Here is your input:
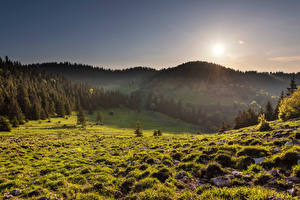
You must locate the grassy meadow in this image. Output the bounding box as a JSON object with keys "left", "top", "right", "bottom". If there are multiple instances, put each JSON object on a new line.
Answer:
{"left": 0, "top": 109, "right": 300, "bottom": 199}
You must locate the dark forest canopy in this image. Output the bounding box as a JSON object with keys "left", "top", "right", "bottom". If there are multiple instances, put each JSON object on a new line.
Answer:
{"left": 1, "top": 57, "right": 299, "bottom": 132}
{"left": 26, "top": 61, "right": 299, "bottom": 96}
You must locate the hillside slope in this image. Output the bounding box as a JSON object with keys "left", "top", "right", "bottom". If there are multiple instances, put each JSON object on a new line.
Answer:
{"left": 0, "top": 116, "right": 299, "bottom": 199}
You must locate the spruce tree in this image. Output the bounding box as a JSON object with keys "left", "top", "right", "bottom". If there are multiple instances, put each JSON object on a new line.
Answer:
{"left": 11, "top": 116, "right": 19, "bottom": 127}
{"left": 134, "top": 122, "right": 143, "bottom": 137}
{"left": 32, "top": 103, "right": 41, "bottom": 120}
{"left": 265, "top": 101, "right": 274, "bottom": 121}
{"left": 0, "top": 117, "right": 11, "bottom": 131}
{"left": 56, "top": 101, "right": 65, "bottom": 117}
{"left": 219, "top": 121, "right": 230, "bottom": 133}
{"left": 77, "top": 108, "right": 86, "bottom": 128}
{"left": 9, "top": 100, "right": 24, "bottom": 124}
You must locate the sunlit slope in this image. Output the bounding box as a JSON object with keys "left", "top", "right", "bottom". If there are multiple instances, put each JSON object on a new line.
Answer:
{"left": 0, "top": 115, "right": 299, "bottom": 199}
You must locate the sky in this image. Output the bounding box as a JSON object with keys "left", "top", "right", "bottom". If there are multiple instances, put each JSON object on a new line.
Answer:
{"left": 0, "top": 0, "right": 300, "bottom": 72}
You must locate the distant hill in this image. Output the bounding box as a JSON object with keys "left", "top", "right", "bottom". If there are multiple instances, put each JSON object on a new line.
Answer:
{"left": 26, "top": 61, "right": 300, "bottom": 132}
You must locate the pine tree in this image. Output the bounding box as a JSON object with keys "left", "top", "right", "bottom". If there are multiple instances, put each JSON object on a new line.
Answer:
{"left": 32, "top": 103, "right": 41, "bottom": 120}
{"left": 0, "top": 117, "right": 11, "bottom": 131}
{"left": 265, "top": 101, "right": 274, "bottom": 121}
{"left": 219, "top": 121, "right": 230, "bottom": 133}
{"left": 56, "top": 101, "right": 65, "bottom": 117}
{"left": 77, "top": 108, "right": 86, "bottom": 128}
{"left": 134, "top": 122, "right": 143, "bottom": 137}
{"left": 9, "top": 100, "right": 24, "bottom": 124}
{"left": 11, "top": 116, "right": 19, "bottom": 127}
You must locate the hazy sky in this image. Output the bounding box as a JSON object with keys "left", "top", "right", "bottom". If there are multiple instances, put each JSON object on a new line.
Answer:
{"left": 1, "top": 0, "right": 300, "bottom": 72}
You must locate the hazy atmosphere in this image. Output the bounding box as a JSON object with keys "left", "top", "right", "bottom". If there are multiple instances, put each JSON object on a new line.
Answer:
{"left": 1, "top": 0, "right": 300, "bottom": 72}
{"left": 1, "top": 1, "right": 300, "bottom": 199}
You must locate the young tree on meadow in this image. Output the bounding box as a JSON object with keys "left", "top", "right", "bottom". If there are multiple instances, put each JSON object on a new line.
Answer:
{"left": 265, "top": 101, "right": 274, "bottom": 121}
{"left": 134, "top": 122, "right": 143, "bottom": 137}
{"left": 0, "top": 117, "right": 11, "bottom": 131}
{"left": 77, "top": 108, "right": 86, "bottom": 128}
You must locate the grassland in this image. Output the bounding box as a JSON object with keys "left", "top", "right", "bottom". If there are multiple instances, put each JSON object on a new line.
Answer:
{"left": 0, "top": 109, "right": 300, "bottom": 199}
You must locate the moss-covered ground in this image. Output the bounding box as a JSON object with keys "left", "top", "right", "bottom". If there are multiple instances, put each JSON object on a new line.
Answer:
{"left": 0, "top": 110, "right": 300, "bottom": 199}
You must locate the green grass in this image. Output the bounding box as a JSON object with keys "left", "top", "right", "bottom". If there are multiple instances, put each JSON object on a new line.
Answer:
{"left": 0, "top": 111, "right": 299, "bottom": 199}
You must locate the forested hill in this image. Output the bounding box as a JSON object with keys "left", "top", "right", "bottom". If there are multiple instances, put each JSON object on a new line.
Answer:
{"left": 28, "top": 61, "right": 299, "bottom": 97}
{"left": 24, "top": 60, "right": 299, "bottom": 132}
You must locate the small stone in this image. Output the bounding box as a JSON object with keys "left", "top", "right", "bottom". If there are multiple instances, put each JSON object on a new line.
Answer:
{"left": 211, "top": 176, "right": 231, "bottom": 187}
{"left": 253, "top": 157, "right": 265, "bottom": 164}
{"left": 287, "top": 187, "right": 297, "bottom": 196}
{"left": 285, "top": 141, "right": 293, "bottom": 146}
{"left": 285, "top": 176, "right": 300, "bottom": 184}
{"left": 153, "top": 160, "right": 161, "bottom": 165}
{"left": 3, "top": 192, "right": 13, "bottom": 199}
{"left": 173, "top": 160, "right": 180, "bottom": 165}
{"left": 232, "top": 170, "right": 242, "bottom": 178}
{"left": 268, "top": 169, "right": 280, "bottom": 177}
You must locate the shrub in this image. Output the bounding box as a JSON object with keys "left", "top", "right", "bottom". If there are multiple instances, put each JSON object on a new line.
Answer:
{"left": 236, "top": 156, "right": 255, "bottom": 170}
{"left": 257, "top": 114, "right": 272, "bottom": 131}
{"left": 134, "top": 122, "right": 143, "bottom": 137}
{"left": 0, "top": 116, "right": 11, "bottom": 131}
{"left": 279, "top": 88, "right": 300, "bottom": 120}
{"left": 153, "top": 129, "right": 162, "bottom": 136}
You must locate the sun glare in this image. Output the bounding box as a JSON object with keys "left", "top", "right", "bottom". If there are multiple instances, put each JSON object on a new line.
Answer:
{"left": 213, "top": 44, "right": 224, "bottom": 56}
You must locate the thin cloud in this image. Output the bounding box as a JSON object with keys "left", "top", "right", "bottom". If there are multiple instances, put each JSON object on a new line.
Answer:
{"left": 269, "top": 56, "right": 300, "bottom": 62}
{"left": 238, "top": 40, "right": 245, "bottom": 45}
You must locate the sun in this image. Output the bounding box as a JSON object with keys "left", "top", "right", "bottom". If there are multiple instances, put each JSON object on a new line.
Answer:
{"left": 213, "top": 44, "right": 224, "bottom": 56}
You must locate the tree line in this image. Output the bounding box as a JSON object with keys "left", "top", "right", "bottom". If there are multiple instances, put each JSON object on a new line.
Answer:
{"left": 0, "top": 57, "right": 142, "bottom": 130}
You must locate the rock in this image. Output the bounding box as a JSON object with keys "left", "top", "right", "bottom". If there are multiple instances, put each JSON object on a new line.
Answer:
{"left": 292, "top": 139, "right": 300, "bottom": 145}
{"left": 176, "top": 171, "right": 188, "bottom": 180}
{"left": 11, "top": 189, "right": 22, "bottom": 196}
{"left": 211, "top": 176, "right": 231, "bottom": 187}
{"left": 268, "top": 169, "right": 280, "bottom": 177}
{"left": 287, "top": 187, "right": 297, "bottom": 196}
{"left": 3, "top": 192, "right": 13, "bottom": 199}
{"left": 232, "top": 170, "right": 242, "bottom": 178}
{"left": 153, "top": 160, "right": 161, "bottom": 165}
{"left": 285, "top": 141, "right": 293, "bottom": 146}
{"left": 173, "top": 160, "right": 180, "bottom": 165}
{"left": 285, "top": 176, "right": 300, "bottom": 184}
{"left": 253, "top": 157, "right": 265, "bottom": 164}
{"left": 273, "top": 147, "right": 282, "bottom": 153}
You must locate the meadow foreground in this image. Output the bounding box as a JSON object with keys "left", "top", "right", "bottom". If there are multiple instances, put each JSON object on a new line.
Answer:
{"left": 0, "top": 113, "right": 299, "bottom": 199}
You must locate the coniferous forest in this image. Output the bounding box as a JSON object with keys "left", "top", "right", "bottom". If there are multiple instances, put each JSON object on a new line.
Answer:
{"left": 1, "top": 1, "right": 300, "bottom": 199}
